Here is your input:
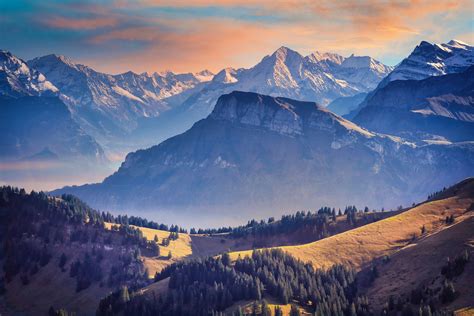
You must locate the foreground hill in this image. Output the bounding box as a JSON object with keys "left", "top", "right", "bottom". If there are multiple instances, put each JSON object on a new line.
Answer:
{"left": 365, "top": 214, "right": 474, "bottom": 312}
{"left": 0, "top": 188, "right": 159, "bottom": 315}
{"left": 2, "top": 179, "right": 472, "bottom": 315}
{"left": 230, "top": 178, "right": 474, "bottom": 270}
{"left": 104, "top": 179, "right": 473, "bottom": 315}
{"left": 54, "top": 91, "right": 474, "bottom": 226}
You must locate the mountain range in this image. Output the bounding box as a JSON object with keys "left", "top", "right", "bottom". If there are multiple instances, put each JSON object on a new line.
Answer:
{"left": 353, "top": 66, "right": 474, "bottom": 143}
{"left": 0, "top": 51, "right": 105, "bottom": 163}
{"left": 28, "top": 55, "right": 214, "bottom": 148}
{"left": 53, "top": 91, "right": 474, "bottom": 226}
{"left": 346, "top": 39, "right": 474, "bottom": 118}
{"left": 158, "top": 47, "right": 393, "bottom": 144}
{"left": 24, "top": 47, "right": 392, "bottom": 154}
{"left": 2, "top": 39, "right": 474, "bottom": 225}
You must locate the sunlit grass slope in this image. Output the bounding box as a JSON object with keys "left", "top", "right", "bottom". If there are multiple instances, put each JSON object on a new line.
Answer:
{"left": 230, "top": 178, "right": 474, "bottom": 271}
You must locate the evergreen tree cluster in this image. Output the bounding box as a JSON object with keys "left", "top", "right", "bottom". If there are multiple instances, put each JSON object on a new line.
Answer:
{"left": 192, "top": 206, "right": 378, "bottom": 241}
{"left": 110, "top": 214, "right": 187, "bottom": 233}
{"left": 0, "top": 186, "right": 150, "bottom": 294}
{"left": 69, "top": 252, "right": 103, "bottom": 292}
{"left": 441, "top": 250, "right": 469, "bottom": 279}
{"left": 426, "top": 187, "right": 447, "bottom": 201}
{"left": 380, "top": 250, "right": 470, "bottom": 315}
{"left": 444, "top": 215, "right": 455, "bottom": 225}
{"left": 98, "top": 249, "right": 369, "bottom": 316}
{"left": 345, "top": 206, "right": 358, "bottom": 226}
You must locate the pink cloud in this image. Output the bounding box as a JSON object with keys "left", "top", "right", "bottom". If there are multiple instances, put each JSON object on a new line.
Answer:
{"left": 62, "top": 0, "right": 470, "bottom": 74}
{"left": 42, "top": 16, "right": 119, "bottom": 30}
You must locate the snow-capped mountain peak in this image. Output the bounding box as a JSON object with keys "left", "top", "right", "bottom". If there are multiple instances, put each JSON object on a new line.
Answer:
{"left": 446, "top": 39, "right": 470, "bottom": 49}
{"left": 194, "top": 69, "right": 214, "bottom": 82}
{"left": 382, "top": 39, "right": 474, "bottom": 83}
{"left": 0, "top": 50, "right": 58, "bottom": 97}
{"left": 212, "top": 68, "right": 240, "bottom": 84}
{"left": 341, "top": 55, "right": 393, "bottom": 74}
{"left": 306, "top": 51, "right": 345, "bottom": 65}
{"left": 27, "top": 53, "right": 212, "bottom": 136}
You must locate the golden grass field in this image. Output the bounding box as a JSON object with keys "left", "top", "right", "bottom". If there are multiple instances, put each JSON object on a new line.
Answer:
{"left": 366, "top": 215, "right": 474, "bottom": 310}
{"left": 229, "top": 179, "right": 474, "bottom": 271}
{"left": 104, "top": 222, "right": 254, "bottom": 277}
{"left": 455, "top": 307, "right": 474, "bottom": 316}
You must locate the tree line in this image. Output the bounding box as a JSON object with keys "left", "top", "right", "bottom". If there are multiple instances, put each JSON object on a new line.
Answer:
{"left": 97, "top": 248, "right": 372, "bottom": 315}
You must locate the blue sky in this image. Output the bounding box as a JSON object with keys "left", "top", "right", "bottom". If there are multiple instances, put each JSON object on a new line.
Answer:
{"left": 1, "top": 0, "right": 472, "bottom": 73}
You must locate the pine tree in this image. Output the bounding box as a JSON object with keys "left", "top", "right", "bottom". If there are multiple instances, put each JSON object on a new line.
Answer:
{"left": 349, "top": 302, "right": 357, "bottom": 316}
{"left": 58, "top": 253, "right": 67, "bottom": 270}
{"left": 419, "top": 305, "right": 432, "bottom": 316}
{"left": 441, "top": 280, "right": 456, "bottom": 303}
{"left": 261, "top": 300, "right": 271, "bottom": 316}
{"left": 222, "top": 252, "right": 231, "bottom": 266}
{"left": 119, "top": 286, "right": 130, "bottom": 304}
{"left": 252, "top": 301, "right": 258, "bottom": 316}
{"left": 234, "top": 306, "right": 244, "bottom": 316}
{"left": 274, "top": 305, "right": 283, "bottom": 316}
{"left": 289, "top": 304, "right": 300, "bottom": 316}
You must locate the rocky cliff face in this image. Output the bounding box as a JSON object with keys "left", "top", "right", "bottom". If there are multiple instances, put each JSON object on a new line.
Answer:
{"left": 53, "top": 92, "right": 474, "bottom": 226}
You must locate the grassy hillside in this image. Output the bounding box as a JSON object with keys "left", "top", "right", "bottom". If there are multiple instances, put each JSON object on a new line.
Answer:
{"left": 105, "top": 209, "right": 399, "bottom": 278}
{"left": 365, "top": 215, "right": 474, "bottom": 311}
{"left": 104, "top": 223, "right": 253, "bottom": 277}
{"left": 3, "top": 179, "right": 472, "bottom": 315}
{"left": 229, "top": 178, "right": 474, "bottom": 271}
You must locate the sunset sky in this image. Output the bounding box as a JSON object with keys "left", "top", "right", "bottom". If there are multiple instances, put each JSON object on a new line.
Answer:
{"left": 1, "top": 0, "right": 472, "bottom": 74}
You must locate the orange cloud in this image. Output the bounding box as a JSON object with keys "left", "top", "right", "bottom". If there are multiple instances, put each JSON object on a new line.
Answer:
{"left": 86, "top": 19, "right": 285, "bottom": 73}
{"left": 42, "top": 16, "right": 119, "bottom": 30}
{"left": 71, "top": 0, "right": 471, "bottom": 73}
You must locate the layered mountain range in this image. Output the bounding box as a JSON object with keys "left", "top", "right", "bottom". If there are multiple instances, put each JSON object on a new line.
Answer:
{"left": 2, "top": 39, "right": 474, "bottom": 224}
{"left": 353, "top": 66, "right": 474, "bottom": 142}
{"left": 23, "top": 47, "right": 392, "bottom": 151}
{"left": 347, "top": 39, "right": 474, "bottom": 118}
{"left": 165, "top": 47, "right": 393, "bottom": 139}
{"left": 0, "top": 51, "right": 105, "bottom": 163}
{"left": 28, "top": 54, "right": 214, "bottom": 144}
{"left": 54, "top": 91, "right": 474, "bottom": 225}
